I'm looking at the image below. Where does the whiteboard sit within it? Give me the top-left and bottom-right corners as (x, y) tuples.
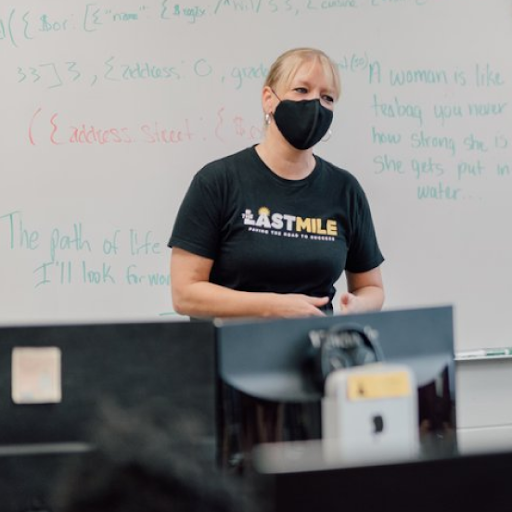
(1, 0), (511, 350)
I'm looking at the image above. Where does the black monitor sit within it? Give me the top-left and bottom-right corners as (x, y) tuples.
(0, 320), (216, 445)
(0, 320), (216, 512)
(214, 306), (456, 472)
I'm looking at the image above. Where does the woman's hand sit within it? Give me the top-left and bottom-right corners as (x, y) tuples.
(339, 292), (363, 314)
(171, 247), (330, 318)
(340, 268), (385, 314)
(270, 294), (329, 318)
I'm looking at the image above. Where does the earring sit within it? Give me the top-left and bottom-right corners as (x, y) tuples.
(322, 128), (333, 142)
(265, 112), (272, 125)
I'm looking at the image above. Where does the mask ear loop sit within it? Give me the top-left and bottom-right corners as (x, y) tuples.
(270, 88), (282, 101)
(322, 128), (333, 142)
(265, 88), (281, 126)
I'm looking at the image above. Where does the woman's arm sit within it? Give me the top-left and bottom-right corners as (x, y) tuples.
(170, 247), (330, 319)
(339, 267), (384, 314)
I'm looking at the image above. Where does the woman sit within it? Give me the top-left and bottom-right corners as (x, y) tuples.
(169, 48), (384, 319)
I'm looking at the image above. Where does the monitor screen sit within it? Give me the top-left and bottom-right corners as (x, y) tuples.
(214, 306), (456, 472)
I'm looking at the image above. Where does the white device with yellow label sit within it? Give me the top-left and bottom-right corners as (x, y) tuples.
(322, 363), (419, 464)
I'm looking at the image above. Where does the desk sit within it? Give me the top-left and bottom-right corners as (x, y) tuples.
(254, 442), (512, 512)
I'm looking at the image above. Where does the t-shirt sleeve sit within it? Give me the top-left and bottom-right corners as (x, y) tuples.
(168, 171), (222, 260)
(345, 185), (384, 273)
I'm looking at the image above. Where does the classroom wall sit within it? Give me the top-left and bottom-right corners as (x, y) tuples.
(457, 359), (512, 452)
(1, 0), (512, 352)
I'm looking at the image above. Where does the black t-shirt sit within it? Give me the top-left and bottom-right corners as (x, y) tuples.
(168, 147), (384, 311)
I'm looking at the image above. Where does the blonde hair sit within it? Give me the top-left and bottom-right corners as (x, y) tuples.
(264, 48), (341, 100)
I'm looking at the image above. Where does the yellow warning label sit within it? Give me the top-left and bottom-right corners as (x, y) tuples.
(347, 371), (412, 401)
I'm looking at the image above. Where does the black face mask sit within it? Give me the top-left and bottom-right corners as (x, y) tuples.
(272, 95), (333, 150)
